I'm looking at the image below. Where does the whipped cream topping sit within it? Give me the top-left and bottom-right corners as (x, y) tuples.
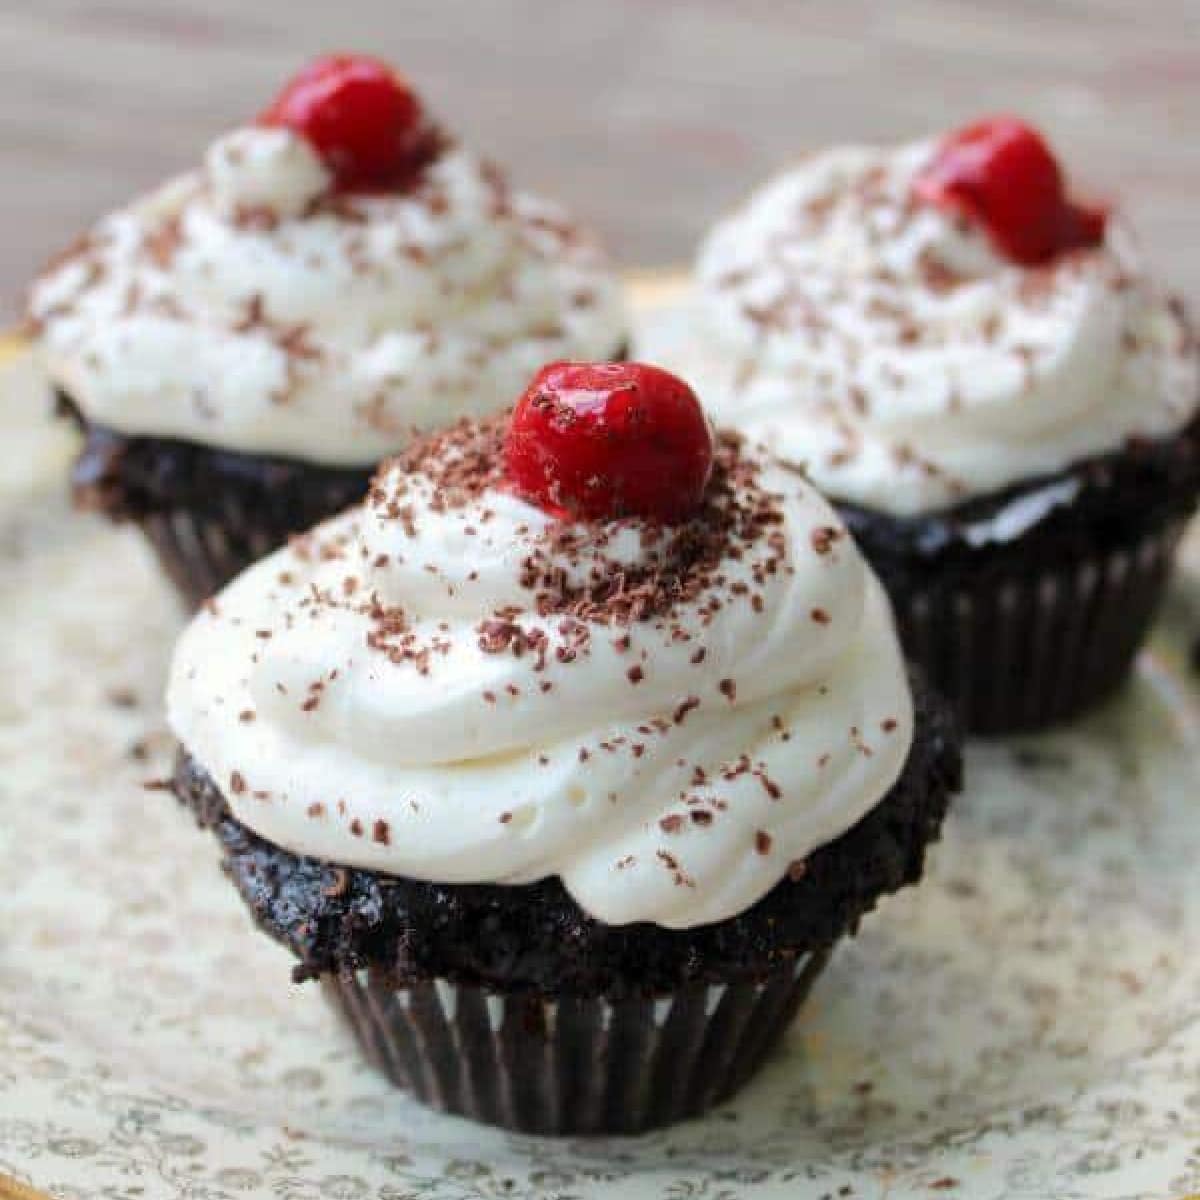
(167, 421), (914, 929)
(657, 141), (1198, 516)
(206, 127), (332, 219)
(28, 127), (627, 466)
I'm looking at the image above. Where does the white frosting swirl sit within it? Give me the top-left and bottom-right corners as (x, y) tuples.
(166, 430), (914, 928)
(206, 127), (331, 219)
(28, 127), (627, 465)
(650, 141), (1197, 516)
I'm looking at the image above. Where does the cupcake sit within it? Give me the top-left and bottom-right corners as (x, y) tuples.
(26, 55), (627, 607)
(650, 117), (1199, 733)
(166, 361), (960, 1134)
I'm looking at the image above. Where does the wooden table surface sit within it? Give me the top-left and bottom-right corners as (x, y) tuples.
(2, 0), (1198, 321)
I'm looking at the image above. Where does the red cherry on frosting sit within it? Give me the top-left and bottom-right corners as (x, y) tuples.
(506, 362), (715, 523)
(260, 55), (426, 190)
(913, 116), (1107, 266)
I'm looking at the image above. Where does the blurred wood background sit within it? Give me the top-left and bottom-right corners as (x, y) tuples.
(2, 0), (1198, 319)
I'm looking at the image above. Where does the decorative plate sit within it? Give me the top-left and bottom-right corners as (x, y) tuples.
(1, 280), (1198, 1200)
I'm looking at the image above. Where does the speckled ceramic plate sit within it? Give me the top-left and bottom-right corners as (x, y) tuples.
(2, 280), (1199, 1200)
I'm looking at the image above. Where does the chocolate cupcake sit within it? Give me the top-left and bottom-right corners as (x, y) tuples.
(165, 362), (960, 1134)
(26, 55), (627, 607)
(649, 117), (1199, 733)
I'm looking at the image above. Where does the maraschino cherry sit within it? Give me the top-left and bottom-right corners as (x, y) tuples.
(506, 362), (714, 523)
(913, 116), (1107, 266)
(260, 55), (428, 191)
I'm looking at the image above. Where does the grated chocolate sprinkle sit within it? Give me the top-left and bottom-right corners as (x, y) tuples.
(306, 422), (796, 686)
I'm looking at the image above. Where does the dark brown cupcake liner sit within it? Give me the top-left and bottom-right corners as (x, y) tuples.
(112, 459), (374, 609)
(890, 518), (1189, 735)
(138, 507), (289, 609)
(57, 393), (373, 608)
(323, 949), (831, 1136)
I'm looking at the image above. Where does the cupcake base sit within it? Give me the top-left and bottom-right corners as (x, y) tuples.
(59, 394), (371, 608)
(892, 520), (1187, 733)
(839, 420), (1200, 734)
(324, 951), (829, 1135)
(169, 676), (959, 1134)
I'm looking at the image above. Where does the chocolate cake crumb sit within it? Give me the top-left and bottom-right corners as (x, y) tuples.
(322, 868), (350, 898)
(755, 830), (773, 855)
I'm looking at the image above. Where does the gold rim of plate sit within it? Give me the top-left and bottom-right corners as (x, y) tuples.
(0, 1176), (54, 1200)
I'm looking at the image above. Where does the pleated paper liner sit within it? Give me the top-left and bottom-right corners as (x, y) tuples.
(66, 416), (373, 608)
(887, 519), (1188, 734)
(324, 949), (831, 1136)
